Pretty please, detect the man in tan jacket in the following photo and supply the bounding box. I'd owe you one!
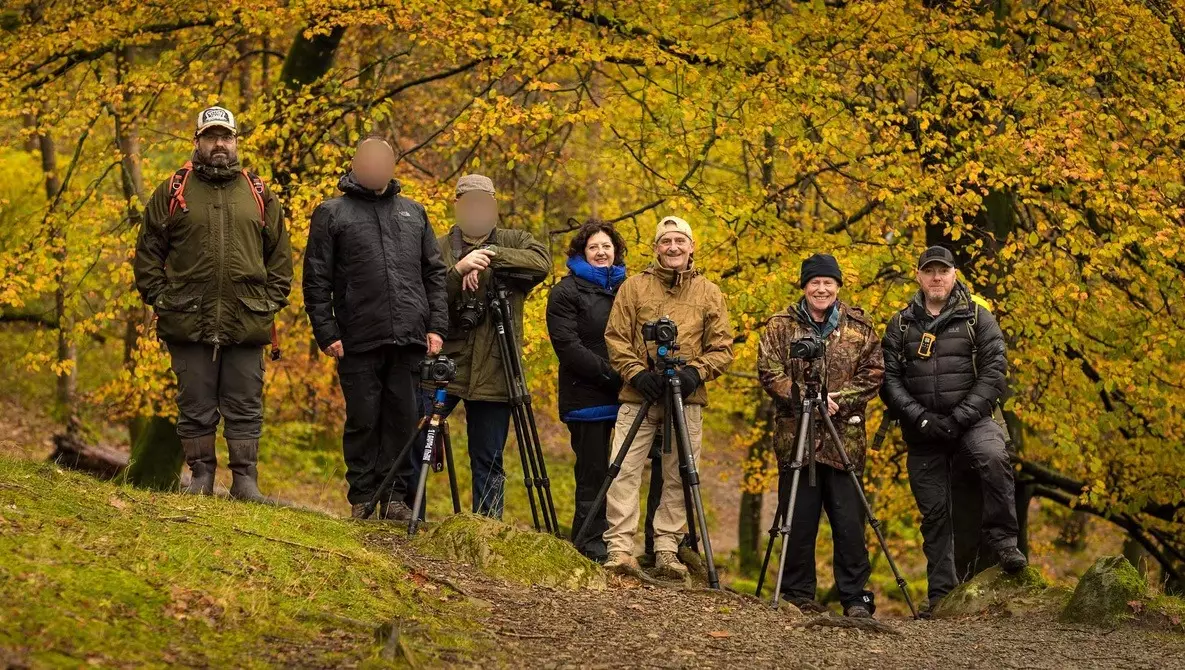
[602,215,734,577]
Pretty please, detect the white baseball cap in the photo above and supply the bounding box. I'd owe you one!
[196,106,237,136]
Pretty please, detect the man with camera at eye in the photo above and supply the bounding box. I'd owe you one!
[303,137,448,520]
[424,173,551,518]
[602,215,734,577]
[881,246,1025,615]
[757,254,884,617]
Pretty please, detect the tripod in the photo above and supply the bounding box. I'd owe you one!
[361,379,462,532]
[488,278,560,535]
[573,339,720,589]
[761,358,918,618]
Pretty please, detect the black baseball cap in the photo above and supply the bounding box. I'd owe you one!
[917,246,956,269]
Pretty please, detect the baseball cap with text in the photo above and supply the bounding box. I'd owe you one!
[195,106,237,136]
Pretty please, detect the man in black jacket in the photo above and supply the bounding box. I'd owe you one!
[303,137,448,520]
[881,246,1027,611]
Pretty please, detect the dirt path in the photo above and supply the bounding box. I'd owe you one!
[397,542,1185,670]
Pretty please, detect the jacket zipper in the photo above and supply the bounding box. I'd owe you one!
[212,185,226,361]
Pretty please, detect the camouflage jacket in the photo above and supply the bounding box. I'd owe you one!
[757,300,884,473]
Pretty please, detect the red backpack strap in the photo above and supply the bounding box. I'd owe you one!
[167,160,194,217]
[241,170,267,224]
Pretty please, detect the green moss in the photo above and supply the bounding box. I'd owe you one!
[0,457,488,667]
[934,565,1065,618]
[1061,555,1148,626]
[414,514,606,590]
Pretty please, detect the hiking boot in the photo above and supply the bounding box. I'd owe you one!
[999,546,1028,574]
[382,500,414,522]
[653,550,689,579]
[604,551,641,574]
[227,439,266,503]
[180,435,216,496]
[844,604,872,619]
[350,503,370,519]
[788,597,828,614]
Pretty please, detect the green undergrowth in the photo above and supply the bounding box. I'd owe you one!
[0,457,487,668]
[414,514,606,590]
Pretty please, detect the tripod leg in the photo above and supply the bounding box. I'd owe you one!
[490,300,546,531]
[409,416,443,536]
[772,398,814,608]
[443,422,461,515]
[362,415,429,519]
[818,412,919,619]
[668,392,699,553]
[668,384,719,589]
[573,399,654,548]
[521,396,561,536]
[755,468,790,597]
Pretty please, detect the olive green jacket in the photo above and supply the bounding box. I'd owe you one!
[437,226,550,401]
[133,160,293,346]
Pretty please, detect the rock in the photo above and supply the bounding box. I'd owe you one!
[414,514,606,590]
[1061,555,1148,626]
[933,565,1067,618]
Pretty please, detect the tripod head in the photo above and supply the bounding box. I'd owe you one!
[644,316,686,377]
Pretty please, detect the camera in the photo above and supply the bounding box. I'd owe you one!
[420,355,457,384]
[457,294,486,331]
[789,334,826,360]
[642,316,678,345]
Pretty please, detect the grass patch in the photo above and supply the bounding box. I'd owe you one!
[0,457,487,668]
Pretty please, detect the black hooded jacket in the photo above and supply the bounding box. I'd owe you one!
[880,283,1007,436]
[303,173,448,354]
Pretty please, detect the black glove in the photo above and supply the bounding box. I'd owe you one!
[630,371,665,403]
[676,367,701,398]
[918,412,958,441]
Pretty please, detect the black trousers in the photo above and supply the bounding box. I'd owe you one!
[568,421,612,558]
[167,343,265,440]
[779,463,875,612]
[907,417,1018,604]
[337,344,422,505]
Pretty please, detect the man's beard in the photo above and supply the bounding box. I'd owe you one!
[925,286,951,303]
[198,148,235,167]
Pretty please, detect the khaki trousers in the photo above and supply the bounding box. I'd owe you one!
[604,402,703,555]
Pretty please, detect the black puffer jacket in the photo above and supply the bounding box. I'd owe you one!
[303,174,448,354]
[546,271,623,420]
[880,283,1007,439]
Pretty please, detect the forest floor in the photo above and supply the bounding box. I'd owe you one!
[3,456,1184,669]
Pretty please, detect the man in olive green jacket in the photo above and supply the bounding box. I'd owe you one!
[416,173,549,518]
[133,106,293,501]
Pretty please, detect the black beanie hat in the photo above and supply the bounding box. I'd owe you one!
[799,253,843,288]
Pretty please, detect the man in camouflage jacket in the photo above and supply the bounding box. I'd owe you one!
[757,253,883,617]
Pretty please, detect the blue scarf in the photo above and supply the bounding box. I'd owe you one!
[567,256,626,292]
[797,298,840,339]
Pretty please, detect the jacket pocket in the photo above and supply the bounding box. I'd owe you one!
[154,291,203,343]
[235,293,276,346]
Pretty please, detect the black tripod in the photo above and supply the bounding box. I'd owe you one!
[488,278,560,535]
[361,379,461,532]
[759,358,918,618]
[573,337,719,589]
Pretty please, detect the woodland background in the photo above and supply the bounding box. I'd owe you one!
[0,0,1183,598]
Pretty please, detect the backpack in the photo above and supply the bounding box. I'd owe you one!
[167,161,281,360]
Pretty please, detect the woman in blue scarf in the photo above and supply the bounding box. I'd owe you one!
[546,220,628,562]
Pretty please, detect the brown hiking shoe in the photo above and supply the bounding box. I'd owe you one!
[382,500,414,522]
[654,550,689,579]
[603,551,641,574]
[350,503,370,519]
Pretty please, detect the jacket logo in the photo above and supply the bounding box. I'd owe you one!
[399,210,411,217]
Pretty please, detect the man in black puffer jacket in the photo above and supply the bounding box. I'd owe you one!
[881,246,1026,612]
[303,137,448,519]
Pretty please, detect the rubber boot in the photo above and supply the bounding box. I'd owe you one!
[180,434,217,495]
[227,438,267,503]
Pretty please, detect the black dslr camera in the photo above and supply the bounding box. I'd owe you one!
[457,294,486,331]
[420,355,457,384]
[789,334,826,361]
[642,316,678,345]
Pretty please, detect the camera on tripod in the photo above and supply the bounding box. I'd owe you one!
[642,316,678,345]
[789,334,826,361]
[420,355,457,384]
